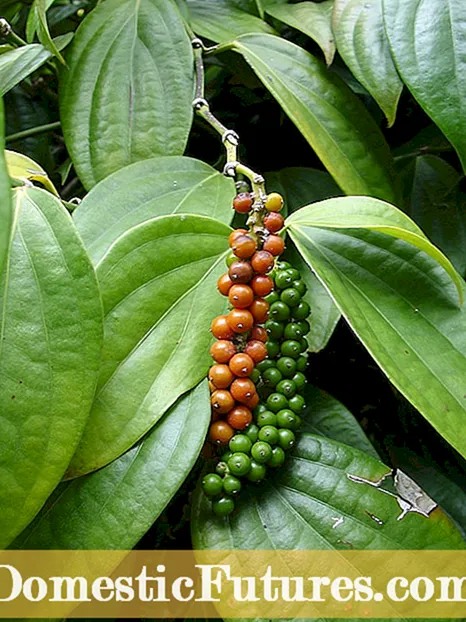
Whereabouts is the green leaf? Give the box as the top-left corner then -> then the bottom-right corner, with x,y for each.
27,0 -> 66,64
266,1 -> 336,65
399,155 -> 466,276
5,149 -> 59,196
68,214 -> 230,477
0,101 -> 12,283
383,0 -> 466,171
0,187 -> 103,548
73,156 -> 235,265
287,196 -> 466,459
186,0 -> 274,43
303,385 -> 380,459
60,0 -> 194,190
13,382 -> 210,549
265,167 -> 342,351
332,0 -> 402,126
192,433 -> 465,550
0,35 -> 72,96
230,34 -> 398,203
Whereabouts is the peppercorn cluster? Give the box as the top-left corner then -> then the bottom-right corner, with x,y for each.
202,191 -> 311,517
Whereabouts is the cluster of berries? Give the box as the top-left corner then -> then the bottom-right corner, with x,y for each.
202,191 -> 311,517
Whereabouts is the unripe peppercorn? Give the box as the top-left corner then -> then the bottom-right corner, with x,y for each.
229,260 -> 253,283
231,234 -> 257,259
249,298 -> 269,324
227,308 -> 254,333
210,340 -> 236,363
244,339 -> 268,363
211,389 -> 235,414
263,235 -> 285,256
209,364 -> 234,389
251,275 -> 274,297
228,284 -> 254,309
251,250 -> 274,274
226,405 -> 253,430
211,315 -> 235,340
209,420 -> 235,444
229,352 -> 255,377
231,378 -> 256,403
233,192 -> 253,213
229,229 -> 248,246
251,325 -> 267,342
264,212 -> 285,233
217,273 -> 233,296
265,192 -> 284,212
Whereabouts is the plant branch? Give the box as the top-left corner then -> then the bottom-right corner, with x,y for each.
5,121 -> 62,144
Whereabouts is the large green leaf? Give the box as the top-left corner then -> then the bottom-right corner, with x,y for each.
68,214 -> 230,477
333,0 -> 402,126
60,0 -> 194,190
186,0 -> 274,43
266,1 -> 336,65
398,155 -> 466,276
74,156 -> 235,265
13,382 -> 209,549
287,196 -> 466,459
0,187 -> 103,548
5,150 -> 59,196
383,0 -> 466,170
303,385 -> 380,459
192,433 -> 465,550
265,167 -> 342,351
230,34 -> 398,203
0,100 -> 12,282
0,34 -> 72,96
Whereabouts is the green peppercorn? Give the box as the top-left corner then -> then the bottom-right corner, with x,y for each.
276,261 -> 292,271
276,356 -> 297,378
274,271 -> 294,290
256,411 -> 278,427
281,340 -> 302,358
228,452 -> 252,476
229,434 -> 252,454
269,301 -> 291,322
283,322 -> 304,340
277,409 -> 300,430
221,450 -> 233,463
266,392 -> 289,412
265,319 -> 285,340
288,394 -> 306,414
295,355 -> 308,372
254,403 -> 268,416
296,319 -> 310,336
278,428 -> 296,451
223,475 -> 242,496
258,425 -> 279,445
280,288 -> 301,307
225,250 -> 237,267
264,290 -> 280,305
216,461 -> 229,477
285,268 -> 300,280
246,460 -> 267,482
292,301 -> 311,320
291,279 -> 307,296
262,367 -> 283,387
268,446 -> 286,467
251,441 -> 273,463
256,359 -> 275,373
212,496 -> 235,516
291,372 -> 307,391
266,339 -> 280,358
276,378 -> 297,398
249,368 -> 261,383
202,473 -> 224,497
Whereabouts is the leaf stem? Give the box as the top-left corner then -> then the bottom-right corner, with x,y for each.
5,121 -> 61,144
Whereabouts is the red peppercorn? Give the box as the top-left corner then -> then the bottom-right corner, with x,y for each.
251,325 -> 267,342
229,260 -> 254,283
227,406 -> 253,430
209,420 -> 235,444
251,275 -> 274,297
245,340 -> 268,363
228,284 -> 254,309
227,308 -> 254,334
229,229 -> 248,246
210,340 -> 236,363
230,378 -> 256,404
263,234 -> 285,256
217,273 -> 233,296
229,353 -> 255,377
249,298 -> 269,324
264,212 -> 285,233
231,234 -> 257,259
233,193 -> 253,214
209,364 -> 234,389
211,390 -> 235,414
211,315 -> 235,340
251,250 -> 274,274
